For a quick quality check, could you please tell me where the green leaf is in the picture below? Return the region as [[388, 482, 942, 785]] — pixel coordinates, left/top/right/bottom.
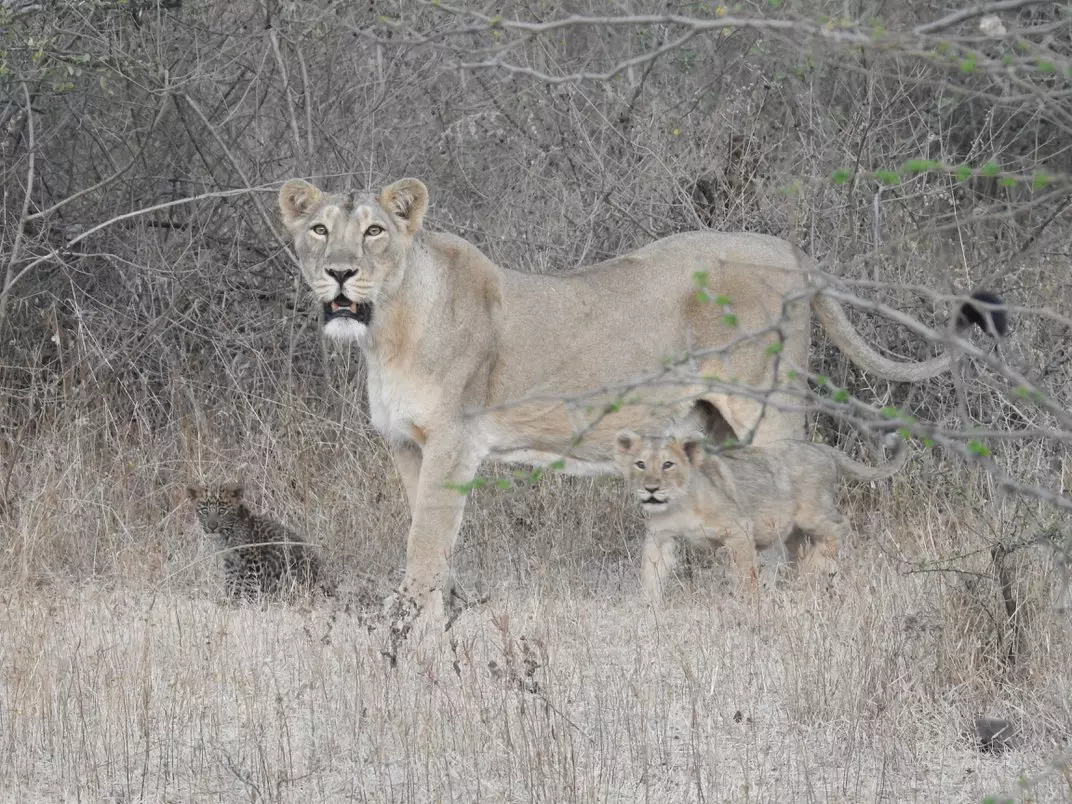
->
[[954, 164, 972, 182], [692, 270, 709, 287], [979, 161, 1000, 177], [714, 294, 732, 306], [959, 54, 977, 73], [880, 406, 900, 419], [875, 169, 899, 185], [966, 439, 991, 458], [1032, 171, 1051, 190], [723, 313, 738, 327], [998, 177, 1017, 188], [831, 168, 853, 185], [549, 459, 566, 471], [1036, 60, 1056, 73], [495, 478, 511, 490], [765, 342, 783, 355], [897, 426, 912, 440], [901, 158, 939, 175], [832, 389, 849, 402], [815, 374, 828, 387]]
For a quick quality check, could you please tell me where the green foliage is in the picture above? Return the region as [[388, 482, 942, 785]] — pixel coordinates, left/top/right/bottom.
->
[[831, 168, 853, 184], [966, 440, 991, 458]]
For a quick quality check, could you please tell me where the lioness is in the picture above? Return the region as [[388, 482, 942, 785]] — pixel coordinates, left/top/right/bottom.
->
[[615, 430, 907, 604], [277, 176, 1001, 617]]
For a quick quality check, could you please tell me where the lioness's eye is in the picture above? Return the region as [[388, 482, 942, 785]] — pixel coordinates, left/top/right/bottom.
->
[[662, 461, 675, 471], [365, 224, 385, 237], [310, 224, 328, 236], [634, 460, 646, 470]]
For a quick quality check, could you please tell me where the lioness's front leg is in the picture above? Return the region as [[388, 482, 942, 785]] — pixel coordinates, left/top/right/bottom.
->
[[396, 433, 482, 617], [389, 441, 422, 513]]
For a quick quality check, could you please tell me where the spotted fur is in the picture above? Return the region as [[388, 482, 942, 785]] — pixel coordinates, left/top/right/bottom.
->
[[187, 482, 331, 601]]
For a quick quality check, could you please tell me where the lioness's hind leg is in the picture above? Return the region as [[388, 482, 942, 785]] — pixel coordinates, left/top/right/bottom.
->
[[642, 530, 677, 607]]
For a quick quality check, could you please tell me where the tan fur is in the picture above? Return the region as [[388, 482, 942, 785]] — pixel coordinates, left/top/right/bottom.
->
[[278, 176, 951, 616], [614, 431, 907, 605]]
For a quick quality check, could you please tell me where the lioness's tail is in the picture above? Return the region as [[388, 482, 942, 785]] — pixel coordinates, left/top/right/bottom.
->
[[827, 435, 909, 483], [798, 244, 1008, 383]]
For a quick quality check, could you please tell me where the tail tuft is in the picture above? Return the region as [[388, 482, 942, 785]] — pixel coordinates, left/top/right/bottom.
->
[[957, 290, 1009, 338]]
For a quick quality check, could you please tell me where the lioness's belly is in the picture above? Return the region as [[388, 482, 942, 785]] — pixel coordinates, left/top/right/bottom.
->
[[484, 448, 617, 477]]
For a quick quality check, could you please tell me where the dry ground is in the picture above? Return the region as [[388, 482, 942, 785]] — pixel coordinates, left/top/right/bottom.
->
[[1, 510, 1069, 802]]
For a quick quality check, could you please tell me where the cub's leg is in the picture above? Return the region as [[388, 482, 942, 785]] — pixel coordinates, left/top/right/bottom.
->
[[641, 528, 678, 607], [715, 521, 760, 592], [793, 499, 849, 577]]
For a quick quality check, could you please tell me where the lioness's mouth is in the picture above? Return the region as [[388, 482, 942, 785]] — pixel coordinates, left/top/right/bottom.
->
[[640, 496, 667, 508], [323, 295, 372, 325]]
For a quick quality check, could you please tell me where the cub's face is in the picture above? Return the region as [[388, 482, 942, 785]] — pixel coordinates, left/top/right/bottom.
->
[[187, 483, 243, 535], [278, 178, 428, 346], [615, 431, 697, 512]]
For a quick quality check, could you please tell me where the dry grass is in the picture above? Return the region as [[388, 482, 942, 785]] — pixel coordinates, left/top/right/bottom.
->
[[1, 425, 1071, 803], [1, 566, 1068, 802]]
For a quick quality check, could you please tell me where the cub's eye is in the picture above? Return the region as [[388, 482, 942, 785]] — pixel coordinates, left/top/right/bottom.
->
[[634, 460, 646, 470], [662, 461, 675, 471], [310, 224, 328, 236], [365, 224, 385, 237]]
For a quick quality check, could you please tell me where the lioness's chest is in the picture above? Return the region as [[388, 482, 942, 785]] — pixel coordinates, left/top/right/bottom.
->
[[366, 363, 439, 446]]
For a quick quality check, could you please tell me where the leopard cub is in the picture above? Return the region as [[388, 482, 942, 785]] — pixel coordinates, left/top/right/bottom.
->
[[187, 482, 330, 601]]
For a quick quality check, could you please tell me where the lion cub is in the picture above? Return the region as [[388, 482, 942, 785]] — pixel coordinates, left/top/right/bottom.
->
[[615, 431, 907, 604]]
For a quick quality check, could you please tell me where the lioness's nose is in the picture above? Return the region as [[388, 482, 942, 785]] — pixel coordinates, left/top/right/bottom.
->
[[327, 268, 356, 285], [644, 485, 659, 493]]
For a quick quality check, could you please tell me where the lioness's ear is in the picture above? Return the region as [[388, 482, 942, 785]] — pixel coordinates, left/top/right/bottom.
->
[[616, 430, 638, 454], [378, 178, 428, 235], [279, 179, 324, 227]]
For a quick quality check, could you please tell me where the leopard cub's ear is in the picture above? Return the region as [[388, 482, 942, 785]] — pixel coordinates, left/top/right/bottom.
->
[[186, 484, 204, 501], [220, 482, 244, 502]]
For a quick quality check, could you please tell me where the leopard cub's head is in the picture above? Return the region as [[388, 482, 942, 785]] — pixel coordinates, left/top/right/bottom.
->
[[614, 430, 703, 512], [187, 482, 245, 534]]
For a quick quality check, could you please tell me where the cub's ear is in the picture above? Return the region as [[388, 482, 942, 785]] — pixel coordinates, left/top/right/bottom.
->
[[279, 179, 324, 228], [221, 482, 244, 502], [680, 437, 705, 468], [616, 430, 639, 454], [186, 485, 204, 501], [378, 178, 428, 235]]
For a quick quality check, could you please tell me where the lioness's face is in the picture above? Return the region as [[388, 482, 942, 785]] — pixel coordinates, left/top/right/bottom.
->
[[278, 178, 429, 345], [615, 431, 696, 512]]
